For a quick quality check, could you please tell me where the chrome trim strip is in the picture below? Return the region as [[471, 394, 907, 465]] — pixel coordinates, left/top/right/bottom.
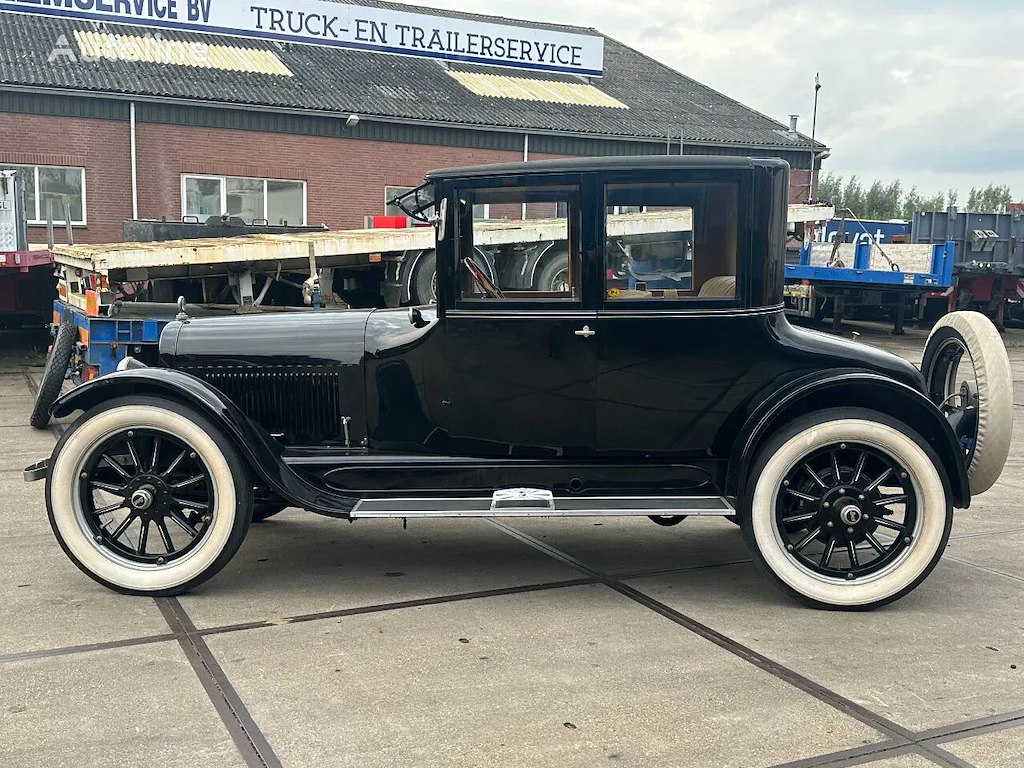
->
[[445, 304, 783, 319]]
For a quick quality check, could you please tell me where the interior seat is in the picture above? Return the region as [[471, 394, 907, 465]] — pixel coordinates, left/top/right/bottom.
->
[[697, 275, 736, 298]]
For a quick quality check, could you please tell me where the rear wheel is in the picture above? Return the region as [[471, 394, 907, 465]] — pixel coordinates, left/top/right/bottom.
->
[[29, 316, 75, 429], [46, 396, 254, 595], [742, 408, 952, 610]]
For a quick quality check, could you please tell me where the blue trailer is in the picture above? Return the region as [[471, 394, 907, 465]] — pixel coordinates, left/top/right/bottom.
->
[[784, 239, 955, 334]]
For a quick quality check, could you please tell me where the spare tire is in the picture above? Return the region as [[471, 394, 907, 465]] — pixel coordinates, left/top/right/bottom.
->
[[921, 311, 1012, 495]]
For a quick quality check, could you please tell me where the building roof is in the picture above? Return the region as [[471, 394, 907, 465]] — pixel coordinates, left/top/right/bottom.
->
[[0, 2, 824, 150]]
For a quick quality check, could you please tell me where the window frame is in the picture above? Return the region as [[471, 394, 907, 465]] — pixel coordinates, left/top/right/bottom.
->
[[9, 164, 87, 226], [449, 174, 586, 311], [598, 173, 749, 312], [180, 173, 307, 225]]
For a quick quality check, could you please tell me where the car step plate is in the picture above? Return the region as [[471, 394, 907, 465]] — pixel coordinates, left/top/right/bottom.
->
[[351, 492, 735, 518]]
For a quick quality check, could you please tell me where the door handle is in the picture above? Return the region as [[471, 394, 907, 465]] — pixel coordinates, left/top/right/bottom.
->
[[574, 325, 596, 338]]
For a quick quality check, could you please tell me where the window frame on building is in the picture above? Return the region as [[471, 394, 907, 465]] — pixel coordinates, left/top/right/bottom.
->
[[6, 164, 87, 226], [180, 174, 307, 225]]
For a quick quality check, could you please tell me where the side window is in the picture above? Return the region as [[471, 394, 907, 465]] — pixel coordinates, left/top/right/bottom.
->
[[605, 182, 738, 300], [457, 185, 580, 300]]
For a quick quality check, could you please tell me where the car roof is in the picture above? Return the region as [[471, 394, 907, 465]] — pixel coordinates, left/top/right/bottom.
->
[[425, 154, 788, 181]]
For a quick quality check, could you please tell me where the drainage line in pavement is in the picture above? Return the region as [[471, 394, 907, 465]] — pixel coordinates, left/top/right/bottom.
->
[[767, 741, 914, 768], [943, 554, 1024, 585], [0, 632, 180, 665], [156, 597, 283, 768], [917, 709, 1024, 743], [485, 520, 1000, 768], [948, 526, 1024, 542], [485, 518, 913, 740]]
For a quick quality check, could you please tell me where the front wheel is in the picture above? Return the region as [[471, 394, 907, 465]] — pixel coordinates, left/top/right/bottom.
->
[[46, 396, 254, 595], [742, 408, 952, 610]]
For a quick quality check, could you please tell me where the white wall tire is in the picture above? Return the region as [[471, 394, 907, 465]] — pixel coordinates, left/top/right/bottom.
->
[[45, 397, 253, 595], [742, 409, 952, 610], [922, 311, 1012, 495]]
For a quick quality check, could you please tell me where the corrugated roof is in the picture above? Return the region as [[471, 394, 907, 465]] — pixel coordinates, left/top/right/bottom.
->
[[0, 2, 825, 150], [447, 69, 626, 109], [74, 31, 293, 76]]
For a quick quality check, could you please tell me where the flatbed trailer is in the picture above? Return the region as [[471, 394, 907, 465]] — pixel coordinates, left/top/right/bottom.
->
[[784, 239, 955, 334]]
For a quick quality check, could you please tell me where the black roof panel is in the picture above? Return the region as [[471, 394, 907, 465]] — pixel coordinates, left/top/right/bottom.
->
[[426, 154, 787, 180]]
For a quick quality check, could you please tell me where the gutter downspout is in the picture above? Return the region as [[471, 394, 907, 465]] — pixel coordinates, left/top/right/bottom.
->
[[521, 133, 529, 220], [129, 101, 139, 220]]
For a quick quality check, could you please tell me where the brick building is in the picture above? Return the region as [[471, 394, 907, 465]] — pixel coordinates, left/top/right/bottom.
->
[[0, 5, 827, 245]]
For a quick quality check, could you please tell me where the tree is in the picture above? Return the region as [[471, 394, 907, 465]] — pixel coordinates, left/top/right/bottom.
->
[[966, 184, 1013, 213], [813, 172, 1014, 217]]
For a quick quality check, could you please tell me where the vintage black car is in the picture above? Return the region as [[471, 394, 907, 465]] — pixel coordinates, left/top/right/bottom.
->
[[25, 157, 1013, 609]]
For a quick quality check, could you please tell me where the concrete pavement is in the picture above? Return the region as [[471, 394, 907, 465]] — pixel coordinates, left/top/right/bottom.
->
[[1, 322, 1022, 767]]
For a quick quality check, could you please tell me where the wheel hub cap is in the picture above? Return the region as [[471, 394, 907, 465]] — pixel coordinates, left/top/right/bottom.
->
[[838, 504, 863, 526], [130, 486, 155, 511]]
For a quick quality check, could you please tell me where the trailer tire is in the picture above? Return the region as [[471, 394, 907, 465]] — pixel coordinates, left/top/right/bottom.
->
[[922, 311, 1012, 495], [410, 250, 437, 305], [30, 316, 76, 429], [534, 252, 570, 293]]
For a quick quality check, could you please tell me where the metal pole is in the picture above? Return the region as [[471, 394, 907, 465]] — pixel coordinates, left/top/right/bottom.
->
[[522, 133, 529, 220], [809, 72, 820, 203], [130, 101, 139, 220]]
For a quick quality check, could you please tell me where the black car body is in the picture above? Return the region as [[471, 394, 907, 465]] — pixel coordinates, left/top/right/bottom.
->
[[28, 157, 1012, 609]]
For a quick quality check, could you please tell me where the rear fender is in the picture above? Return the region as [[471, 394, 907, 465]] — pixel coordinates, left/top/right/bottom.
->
[[728, 370, 970, 510], [51, 369, 359, 515]]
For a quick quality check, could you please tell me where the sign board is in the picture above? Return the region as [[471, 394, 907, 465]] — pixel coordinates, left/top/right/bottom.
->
[[1, 0, 605, 75], [816, 219, 910, 245]]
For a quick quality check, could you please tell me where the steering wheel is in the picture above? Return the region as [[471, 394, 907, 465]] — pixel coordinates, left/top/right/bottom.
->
[[462, 257, 505, 299]]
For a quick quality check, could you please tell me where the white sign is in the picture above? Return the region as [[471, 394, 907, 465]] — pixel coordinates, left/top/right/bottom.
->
[[3, 0, 605, 75]]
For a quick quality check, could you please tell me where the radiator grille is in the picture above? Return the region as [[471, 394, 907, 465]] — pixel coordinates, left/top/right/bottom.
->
[[184, 366, 344, 444]]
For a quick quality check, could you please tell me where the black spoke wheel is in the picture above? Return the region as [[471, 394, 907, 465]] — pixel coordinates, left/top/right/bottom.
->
[[743, 408, 952, 610], [46, 396, 255, 595], [774, 442, 917, 580], [78, 428, 215, 564]]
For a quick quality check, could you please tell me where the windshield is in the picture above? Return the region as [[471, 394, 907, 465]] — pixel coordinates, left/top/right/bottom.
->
[[388, 182, 436, 222]]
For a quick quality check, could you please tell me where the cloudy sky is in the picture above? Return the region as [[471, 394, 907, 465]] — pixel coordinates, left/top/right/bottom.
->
[[431, 0, 1023, 199]]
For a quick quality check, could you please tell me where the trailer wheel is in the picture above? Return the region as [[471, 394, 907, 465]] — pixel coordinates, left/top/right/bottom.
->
[[410, 250, 437, 305], [29, 316, 76, 429], [534, 252, 570, 293]]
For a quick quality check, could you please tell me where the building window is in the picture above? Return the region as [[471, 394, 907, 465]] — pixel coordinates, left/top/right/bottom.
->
[[182, 175, 306, 225], [5, 165, 86, 225]]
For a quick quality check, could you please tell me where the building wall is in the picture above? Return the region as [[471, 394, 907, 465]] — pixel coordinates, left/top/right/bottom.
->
[[0, 107, 819, 244], [135, 122, 551, 232], [0, 112, 133, 244]]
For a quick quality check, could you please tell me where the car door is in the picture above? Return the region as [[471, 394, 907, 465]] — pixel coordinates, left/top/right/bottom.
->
[[442, 175, 599, 458], [592, 173, 759, 458]]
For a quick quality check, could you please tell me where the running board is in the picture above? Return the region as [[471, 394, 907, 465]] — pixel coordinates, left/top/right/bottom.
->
[[350, 492, 735, 518]]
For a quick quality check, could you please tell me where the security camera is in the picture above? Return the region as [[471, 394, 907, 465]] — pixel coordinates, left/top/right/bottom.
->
[[345, 114, 360, 128]]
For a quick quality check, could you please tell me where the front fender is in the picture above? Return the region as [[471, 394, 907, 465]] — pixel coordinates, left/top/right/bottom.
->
[[728, 369, 970, 509], [51, 369, 359, 515]]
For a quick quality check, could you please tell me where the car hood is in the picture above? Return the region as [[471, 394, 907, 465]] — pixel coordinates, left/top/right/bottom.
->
[[160, 308, 373, 368]]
